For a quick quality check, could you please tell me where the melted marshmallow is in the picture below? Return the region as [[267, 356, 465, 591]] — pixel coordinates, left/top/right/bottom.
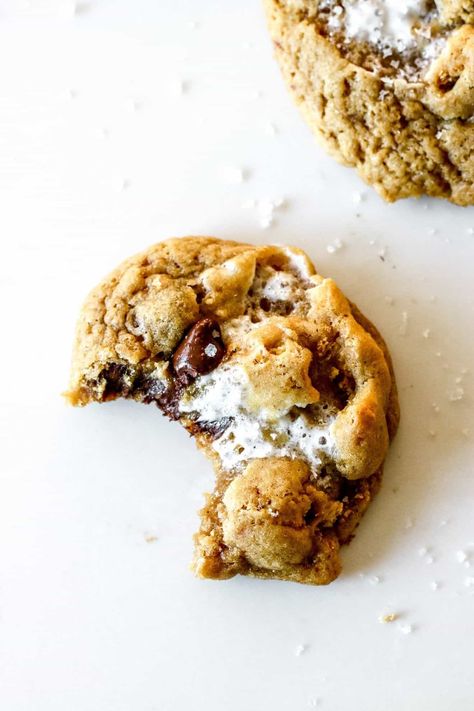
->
[[327, 0, 432, 52], [180, 363, 335, 472], [347, 0, 429, 49]]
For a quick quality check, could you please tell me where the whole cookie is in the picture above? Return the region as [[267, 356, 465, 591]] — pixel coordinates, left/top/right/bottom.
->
[[264, 0, 474, 205], [67, 237, 399, 585]]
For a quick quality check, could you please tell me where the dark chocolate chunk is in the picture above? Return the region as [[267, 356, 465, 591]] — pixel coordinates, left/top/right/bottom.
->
[[189, 417, 232, 439], [101, 364, 133, 399], [134, 373, 166, 404], [155, 383, 184, 421], [172, 318, 225, 385], [132, 372, 182, 420]]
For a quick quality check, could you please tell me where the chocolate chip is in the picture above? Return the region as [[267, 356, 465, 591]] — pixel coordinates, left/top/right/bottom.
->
[[172, 318, 225, 385], [101, 364, 133, 399], [189, 417, 232, 439], [156, 383, 183, 421]]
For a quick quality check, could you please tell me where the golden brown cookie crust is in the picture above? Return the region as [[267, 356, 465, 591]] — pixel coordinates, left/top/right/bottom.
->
[[67, 236, 399, 585], [263, 0, 474, 205]]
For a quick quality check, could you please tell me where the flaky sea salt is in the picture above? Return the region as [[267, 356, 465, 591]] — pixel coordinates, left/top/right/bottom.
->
[[399, 311, 408, 336], [221, 166, 246, 184], [204, 344, 218, 358], [295, 644, 308, 656], [352, 191, 365, 204], [258, 198, 286, 230], [369, 575, 382, 585], [326, 239, 344, 254], [264, 121, 278, 136]]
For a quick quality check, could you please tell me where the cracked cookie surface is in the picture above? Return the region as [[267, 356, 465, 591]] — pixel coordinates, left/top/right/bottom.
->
[[264, 0, 474, 205], [67, 236, 399, 585]]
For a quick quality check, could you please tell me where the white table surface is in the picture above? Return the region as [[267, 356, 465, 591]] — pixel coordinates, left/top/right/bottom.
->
[[0, 1, 473, 709]]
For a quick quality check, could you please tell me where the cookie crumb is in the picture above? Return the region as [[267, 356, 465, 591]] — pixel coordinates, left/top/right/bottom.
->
[[144, 534, 158, 544], [422, 328, 431, 338], [378, 612, 397, 624]]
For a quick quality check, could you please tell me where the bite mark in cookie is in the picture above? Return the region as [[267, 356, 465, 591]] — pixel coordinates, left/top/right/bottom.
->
[[67, 237, 399, 585]]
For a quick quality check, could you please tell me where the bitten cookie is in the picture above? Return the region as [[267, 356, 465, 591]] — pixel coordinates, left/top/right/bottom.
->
[[67, 237, 399, 585], [264, 0, 474, 205]]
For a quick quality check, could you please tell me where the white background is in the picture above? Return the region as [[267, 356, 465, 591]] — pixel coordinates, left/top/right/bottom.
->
[[0, 1, 473, 709]]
